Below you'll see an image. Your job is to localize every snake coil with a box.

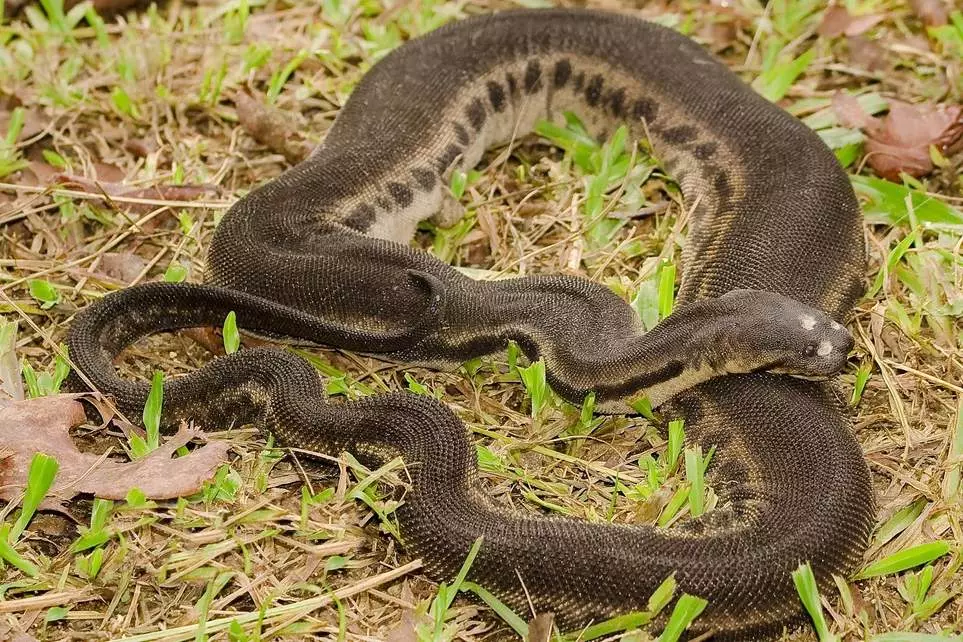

[67,10,873,639]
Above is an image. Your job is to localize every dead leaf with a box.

[527,613,555,642]
[847,35,889,72]
[93,162,126,183]
[98,252,148,284]
[832,93,878,130]
[384,612,422,642]
[0,106,46,143]
[818,6,884,38]
[17,161,59,187]
[52,173,220,214]
[909,0,949,27]
[0,626,38,642]
[234,91,311,164]
[0,395,230,510]
[832,94,963,181]
[0,321,23,401]
[124,137,156,158]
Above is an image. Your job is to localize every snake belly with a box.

[65,9,874,640]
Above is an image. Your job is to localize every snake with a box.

[64,8,875,640]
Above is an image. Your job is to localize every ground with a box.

[0,0,961,640]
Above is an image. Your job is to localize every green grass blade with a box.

[658,593,708,642]
[657,259,676,320]
[684,447,704,518]
[223,311,240,354]
[856,541,953,579]
[460,581,528,637]
[792,563,838,642]
[578,611,652,641]
[11,452,59,542]
[142,371,164,453]
[647,573,676,615]
[0,523,39,577]
[445,536,483,610]
[852,175,963,230]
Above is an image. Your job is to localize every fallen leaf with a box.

[847,35,889,72]
[0,321,23,401]
[832,94,963,181]
[0,106,46,143]
[0,395,230,510]
[234,91,311,164]
[93,163,126,183]
[527,613,555,642]
[818,6,884,38]
[124,137,156,158]
[98,252,148,284]
[52,173,220,214]
[384,612,421,642]
[17,161,59,187]
[909,0,948,27]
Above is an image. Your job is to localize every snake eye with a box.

[803,344,817,357]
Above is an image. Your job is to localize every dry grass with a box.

[1,0,962,640]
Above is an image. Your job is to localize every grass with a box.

[0,0,961,639]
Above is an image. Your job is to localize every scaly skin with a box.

[67,10,872,639]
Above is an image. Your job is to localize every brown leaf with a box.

[0,106,46,143]
[234,91,311,164]
[384,612,421,642]
[93,162,126,183]
[98,252,148,284]
[0,395,230,509]
[832,94,963,181]
[53,173,220,214]
[124,137,156,158]
[527,613,555,642]
[0,322,23,401]
[818,6,883,38]
[847,35,889,72]
[831,92,876,130]
[909,0,948,27]
[17,161,59,187]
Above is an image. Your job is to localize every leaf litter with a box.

[832,93,963,181]
[0,395,230,510]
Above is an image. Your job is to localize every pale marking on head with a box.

[817,340,833,357]
[830,320,843,331]
[799,315,817,331]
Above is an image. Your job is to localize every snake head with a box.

[718,289,854,377]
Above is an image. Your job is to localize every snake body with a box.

[66,10,874,639]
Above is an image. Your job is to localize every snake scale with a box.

[65,9,875,640]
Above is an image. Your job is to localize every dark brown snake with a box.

[65,9,875,640]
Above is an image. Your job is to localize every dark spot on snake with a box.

[585,75,604,106]
[344,204,375,230]
[466,99,486,131]
[553,59,571,87]
[631,98,658,122]
[693,142,718,159]
[524,60,542,93]
[572,71,585,91]
[388,182,413,208]
[487,81,506,112]
[607,87,626,117]
[506,73,519,98]
[662,125,697,144]
[453,122,469,146]
[375,195,392,210]
[437,143,463,172]
[412,167,436,191]
[713,171,733,200]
